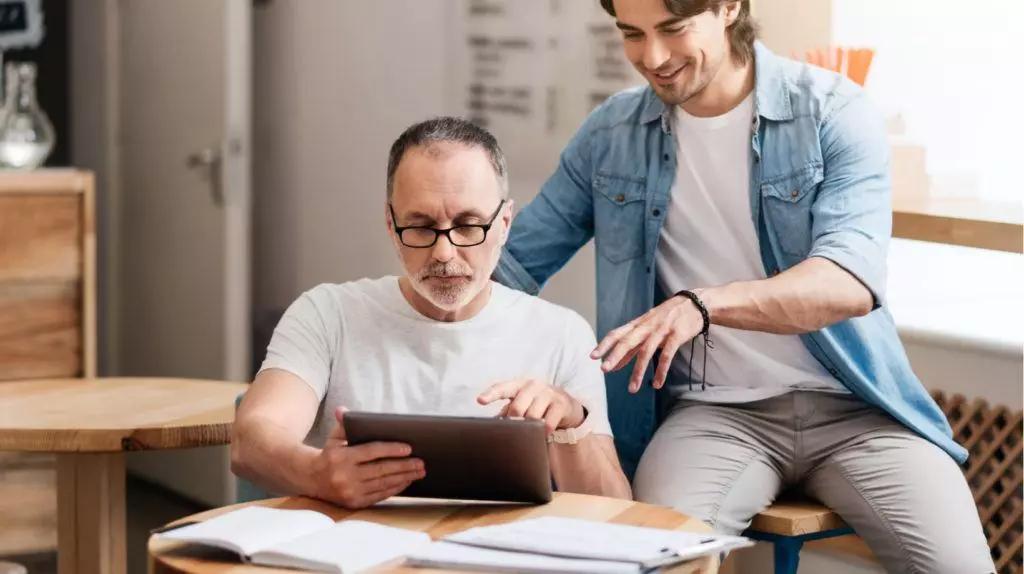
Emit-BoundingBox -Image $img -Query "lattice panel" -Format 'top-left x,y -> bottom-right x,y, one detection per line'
933,391 -> 1023,574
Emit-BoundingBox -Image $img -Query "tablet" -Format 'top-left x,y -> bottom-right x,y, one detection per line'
342,411 -> 552,504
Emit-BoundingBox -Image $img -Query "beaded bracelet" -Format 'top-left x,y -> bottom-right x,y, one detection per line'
673,289 -> 713,391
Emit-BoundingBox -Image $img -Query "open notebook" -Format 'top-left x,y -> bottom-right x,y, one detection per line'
155,506 -> 431,573
407,516 -> 753,573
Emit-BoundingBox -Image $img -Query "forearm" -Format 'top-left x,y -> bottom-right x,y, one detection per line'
548,437 -> 632,499
231,415 -> 321,498
696,256 -> 874,334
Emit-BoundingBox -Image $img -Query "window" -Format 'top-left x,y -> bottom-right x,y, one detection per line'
832,0 -> 1023,203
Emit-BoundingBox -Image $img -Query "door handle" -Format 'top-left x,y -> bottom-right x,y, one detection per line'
185,146 -> 224,206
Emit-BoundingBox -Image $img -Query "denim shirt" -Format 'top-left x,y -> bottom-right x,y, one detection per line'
494,41 -> 964,478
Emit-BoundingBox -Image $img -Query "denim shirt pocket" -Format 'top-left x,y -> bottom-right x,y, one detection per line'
593,171 -> 647,263
760,163 -> 822,258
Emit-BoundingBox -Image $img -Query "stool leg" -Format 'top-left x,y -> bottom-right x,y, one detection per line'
774,538 -> 803,574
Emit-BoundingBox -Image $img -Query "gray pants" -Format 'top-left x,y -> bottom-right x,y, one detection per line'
633,391 -> 994,574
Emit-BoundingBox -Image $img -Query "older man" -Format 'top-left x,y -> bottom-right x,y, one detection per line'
231,117 -> 631,509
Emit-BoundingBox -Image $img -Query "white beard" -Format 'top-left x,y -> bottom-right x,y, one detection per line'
411,275 -> 479,311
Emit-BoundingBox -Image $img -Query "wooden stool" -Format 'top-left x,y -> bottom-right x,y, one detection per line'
742,500 -> 853,574
0,562 -> 27,574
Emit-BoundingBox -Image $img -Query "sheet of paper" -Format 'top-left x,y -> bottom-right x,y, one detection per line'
445,516 -> 751,565
407,541 -> 641,574
252,520 -> 432,574
158,506 -> 335,557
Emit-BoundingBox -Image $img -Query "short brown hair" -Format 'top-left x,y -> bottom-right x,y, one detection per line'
599,0 -> 758,65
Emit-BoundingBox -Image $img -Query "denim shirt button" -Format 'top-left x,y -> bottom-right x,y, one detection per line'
662,153 -> 669,161
646,266 -> 651,273
652,208 -> 661,217
615,194 -> 625,203
790,190 -> 799,198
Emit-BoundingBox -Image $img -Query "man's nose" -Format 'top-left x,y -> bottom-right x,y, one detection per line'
643,37 -> 671,72
430,233 -> 456,262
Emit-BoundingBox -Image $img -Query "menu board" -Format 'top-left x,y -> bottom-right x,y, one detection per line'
447,0 -> 644,198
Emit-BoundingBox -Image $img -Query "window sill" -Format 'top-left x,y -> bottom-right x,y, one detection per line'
886,239 -> 1023,358
892,196 -> 1023,253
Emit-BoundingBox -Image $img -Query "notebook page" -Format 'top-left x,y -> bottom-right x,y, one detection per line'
158,506 -> 335,557
407,541 -> 642,574
251,520 -> 432,573
445,516 -> 748,564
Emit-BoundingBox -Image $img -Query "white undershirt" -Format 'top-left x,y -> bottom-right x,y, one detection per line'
655,94 -> 848,402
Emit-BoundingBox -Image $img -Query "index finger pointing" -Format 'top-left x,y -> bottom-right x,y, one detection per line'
477,379 -> 525,405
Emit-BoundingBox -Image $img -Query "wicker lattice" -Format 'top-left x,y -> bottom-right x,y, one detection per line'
933,391 -> 1023,574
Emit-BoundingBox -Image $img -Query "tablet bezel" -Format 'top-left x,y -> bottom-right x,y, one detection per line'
342,411 -> 553,504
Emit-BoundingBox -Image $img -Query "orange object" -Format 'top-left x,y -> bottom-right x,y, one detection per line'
798,45 -> 874,86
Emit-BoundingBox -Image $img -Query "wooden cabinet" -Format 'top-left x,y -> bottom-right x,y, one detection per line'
0,169 -> 96,559
0,169 -> 95,381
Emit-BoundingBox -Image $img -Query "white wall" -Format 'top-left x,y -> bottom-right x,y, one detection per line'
70,0 -> 121,375
752,0 -> 833,58
253,0 -> 447,317
252,0 -> 598,330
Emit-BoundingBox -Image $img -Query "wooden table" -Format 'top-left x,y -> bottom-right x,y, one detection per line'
148,493 -> 719,574
0,377 -> 249,574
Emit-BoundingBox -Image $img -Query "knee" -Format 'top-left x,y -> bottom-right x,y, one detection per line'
632,453 -> 753,535
902,539 -> 995,574
633,481 -> 741,535
874,525 -> 995,574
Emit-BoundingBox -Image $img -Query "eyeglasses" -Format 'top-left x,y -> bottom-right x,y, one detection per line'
389,200 -> 506,248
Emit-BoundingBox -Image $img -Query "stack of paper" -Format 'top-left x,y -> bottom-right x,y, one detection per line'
406,516 -> 752,573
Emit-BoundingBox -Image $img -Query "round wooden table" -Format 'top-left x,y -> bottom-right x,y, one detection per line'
0,377 -> 249,574
149,492 -> 719,573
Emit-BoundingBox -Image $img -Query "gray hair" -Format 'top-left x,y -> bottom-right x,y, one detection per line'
386,116 -> 509,200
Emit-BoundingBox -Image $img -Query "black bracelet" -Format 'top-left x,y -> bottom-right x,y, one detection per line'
672,289 -> 713,391
674,290 -> 710,336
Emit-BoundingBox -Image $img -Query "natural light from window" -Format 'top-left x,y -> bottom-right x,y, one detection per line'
832,0 -> 1024,204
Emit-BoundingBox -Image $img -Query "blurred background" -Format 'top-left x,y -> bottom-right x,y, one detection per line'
0,1 -> 1021,573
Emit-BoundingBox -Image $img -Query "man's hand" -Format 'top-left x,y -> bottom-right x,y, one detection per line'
591,295 -> 704,393
477,379 -> 585,434
309,407 -> 425,509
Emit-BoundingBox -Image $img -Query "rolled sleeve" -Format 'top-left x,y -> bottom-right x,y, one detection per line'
809,91 -> 892,309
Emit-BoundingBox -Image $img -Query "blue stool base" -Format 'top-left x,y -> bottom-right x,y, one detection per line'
743,527 -> 854,574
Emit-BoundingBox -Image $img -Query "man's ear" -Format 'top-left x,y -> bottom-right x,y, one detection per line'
501,199 -> 515,243
722,1 -> 741,26
385,203 -> 404,254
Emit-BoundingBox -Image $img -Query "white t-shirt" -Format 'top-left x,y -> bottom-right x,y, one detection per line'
655,94 -> 848,402
258,277 -> 613,446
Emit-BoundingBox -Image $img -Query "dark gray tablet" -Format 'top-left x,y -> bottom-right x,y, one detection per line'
342,411 -> 553,504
